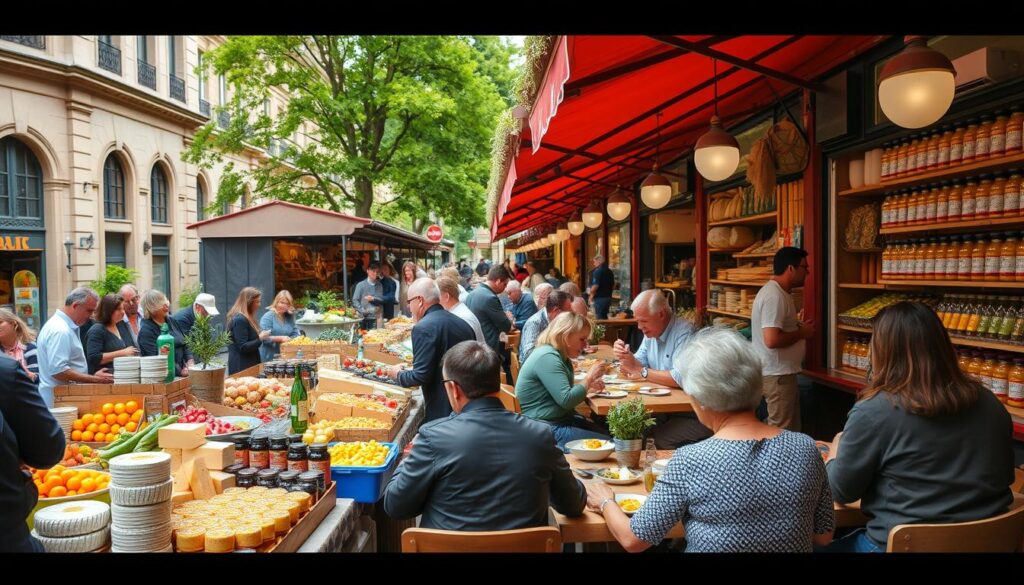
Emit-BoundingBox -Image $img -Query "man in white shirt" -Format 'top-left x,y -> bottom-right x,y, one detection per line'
751,247 -> 814,432
119,284 -> 142,345
37,287 -> 113,407
437,276 -> 485,344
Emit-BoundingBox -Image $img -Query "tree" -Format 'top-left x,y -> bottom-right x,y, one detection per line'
185,36 -> 512,230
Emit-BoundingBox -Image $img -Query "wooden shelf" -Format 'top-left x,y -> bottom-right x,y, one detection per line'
708,248 -> 747,254
802,367 -> 864,393
733,251 -> 777,259
838,152 -> 1024,198
880,215 -> 1024,236
708,212 -> 777,227
878,279 -> 1024,289
838,322 -> 1024,354
709,279 -> 767,287
838,283 -> 887,289
837,324 -> 872,333
707,308 -> 751,320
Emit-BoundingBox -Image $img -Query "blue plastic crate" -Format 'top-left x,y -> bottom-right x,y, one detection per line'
328,441 -> 400,503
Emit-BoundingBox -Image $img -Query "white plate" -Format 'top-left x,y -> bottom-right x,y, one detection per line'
615,493 -> 648,515
206,416 -> 264,440
594,468 -> 642,485
593,390 -> 627,399
638,388 -> 671,397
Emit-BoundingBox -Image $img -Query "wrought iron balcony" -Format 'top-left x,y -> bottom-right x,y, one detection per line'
169,74 -> 186,103
97,41 -> 121,75
137,61 -> 156,89
199,99 -> 210,117
217,110 -> 231,130
1,36 -> 45,50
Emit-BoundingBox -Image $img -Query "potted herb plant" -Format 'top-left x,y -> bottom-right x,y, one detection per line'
605,397 -> 655,467
184,312 -> 232,403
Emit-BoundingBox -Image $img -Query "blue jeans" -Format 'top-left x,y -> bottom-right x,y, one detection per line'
818,528 -> 884,553
549,417 -> 611,453
593,297 -> 611,319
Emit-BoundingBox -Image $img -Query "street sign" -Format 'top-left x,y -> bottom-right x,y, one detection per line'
425,224 -> 443,243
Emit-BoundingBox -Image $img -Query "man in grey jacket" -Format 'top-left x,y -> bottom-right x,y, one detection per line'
383,340 -> 587,530
464,264 -> 513,354
352,261 -> 384,330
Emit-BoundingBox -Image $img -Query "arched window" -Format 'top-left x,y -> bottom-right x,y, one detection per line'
103,154 -> 126,219
151,165 -> 168,223
0,137 -> 43,224
196,179 -> 206,221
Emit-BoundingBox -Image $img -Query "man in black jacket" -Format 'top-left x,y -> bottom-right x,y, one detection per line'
464,265 -> 514,354
383,340 -> 586,530
387,278 -> 475,423
0,358 -> 66,551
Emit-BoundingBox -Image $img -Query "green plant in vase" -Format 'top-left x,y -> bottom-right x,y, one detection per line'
606,397 -> 655,467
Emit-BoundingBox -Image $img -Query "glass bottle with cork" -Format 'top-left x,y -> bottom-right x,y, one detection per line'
290,362 -> 309,435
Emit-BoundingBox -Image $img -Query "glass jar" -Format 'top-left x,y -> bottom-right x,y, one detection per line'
896,139 -> 910,177
985,235 -> 1003,281
277,470 -> 300,490
914,134 -> 928,172
962,120 -> 979,162
270,436 -> 290,471
993,355 -> 1011,403
287,443 -> 308,473
896,192 -> 909,225
1007,358 -> 1024,408
300,470 -> 326,496
881,196 -> 893,227
957,349 -> 971,373
1007,108 -> 1024,154
1005,174 -> 1021,217
907,191 -> 920,225
942,236 -> 959,280
914,240 -> 928,279
256,469 -> 279,488
223,463 -> 246,476
967,351 -> 984,380
957,236 -> 974,281
236,468 -> 259,488
232,436 -> 250,468
998,300 -> 1019,341
248,436 -> 270,470
307,443 -> 331,484
952,296 -> 972,335
926,131 -> 940,170
975,116 -> 994,160
1012,304 -> 1024,342
1016,232 -> 1024,280
979,353 -> 997,392
881,142 -> 893,179
970,236 -> 989,281
924,238 -> 940,278
936,182 -> 950,223
296,477 -> 319,504
975,176 -> 992,220
989,176 -> 1007,218
925,186 -> 939,223
990,113 -> 1008,158
938,127 -> 953,168
947,181 -> 963,221
1000,234 -> 1018,282
950,124 -> 966,166
961,180 -> 978,221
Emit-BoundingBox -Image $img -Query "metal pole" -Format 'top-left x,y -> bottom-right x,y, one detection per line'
342,235 -> 349,302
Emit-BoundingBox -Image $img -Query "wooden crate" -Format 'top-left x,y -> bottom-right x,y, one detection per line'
56,393 -> 167,417
280,342 -> 354,360
331,405 -> 409,443
54,379 -> 190,415
262,481 -> 337,553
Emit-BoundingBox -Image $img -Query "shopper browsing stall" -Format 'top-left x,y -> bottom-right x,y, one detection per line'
378,261 -> 400,320
259,290 -> 300,362
85,293 -> 138,374
0,308 -> 38,382
225,287 -> 268,374
37,287 -> 112,407
353,261 -> 385,330
171,292 -> 220,339
138,289 -> 193,377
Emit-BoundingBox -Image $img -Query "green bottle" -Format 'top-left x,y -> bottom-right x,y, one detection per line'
157,323 -> 175,382
290,364 -> 309,434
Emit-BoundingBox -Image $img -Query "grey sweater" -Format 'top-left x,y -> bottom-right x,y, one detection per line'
352,278 -> 384,319
827,390 -> 1014,546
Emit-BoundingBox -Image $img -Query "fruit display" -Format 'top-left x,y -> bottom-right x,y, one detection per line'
317,392 -> 399,413
839,293 -> 938,328
59,444 -> 99,467
339,357 -> 405,387
171,487 -> 314,553
70,401 -> 143,443
362,328 -> 407,345
222,377 -> 290,421
174,406 -> 255,436
30,465 -> 110,498
383,343 -> 414,362
316,327 -> 352,342
302,418 -> 391,445
328,441 -> 391,467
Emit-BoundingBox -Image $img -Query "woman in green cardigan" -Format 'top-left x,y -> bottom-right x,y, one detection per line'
515,312 -> 610,451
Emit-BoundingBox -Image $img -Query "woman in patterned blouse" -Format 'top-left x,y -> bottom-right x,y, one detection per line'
586,327 -> 834,552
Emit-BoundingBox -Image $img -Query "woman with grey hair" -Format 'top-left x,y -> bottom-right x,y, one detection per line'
586,327 -> 834,552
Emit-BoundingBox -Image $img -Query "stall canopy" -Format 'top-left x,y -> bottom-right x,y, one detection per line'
490,35 -> 890,240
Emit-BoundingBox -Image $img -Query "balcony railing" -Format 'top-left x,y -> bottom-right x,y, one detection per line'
1,36 -> 45,50
169,74 -> 186,103
97,41 -> 121,75
199,99 -> 210,117
137,61 -> 156,89
217,110 -> 231,130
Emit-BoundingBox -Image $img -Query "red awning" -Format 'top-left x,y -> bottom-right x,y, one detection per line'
491,35 -> 888,240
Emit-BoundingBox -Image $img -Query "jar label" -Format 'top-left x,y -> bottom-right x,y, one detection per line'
948,200 -> 961,218
991,378 -> 1008,396
916,204 -> 927,219
857,354 -> 869,370
1004,192 -> 1020,213
924,258 -> 936,276
907,205 -> 918,222
945,257 -> 958,275
975,196 -> 989,214
991,135 -> 1005,154
938,149 -> 950,165
234,451 -> 249,467
962,198 -> 975,216
916,152 -> 927,169
883,258 -> 892,275
958,257 -> 972,274
897,207 -> 908,223
287,459 -> 308,473
1016,255 -> 1024,275
250,451 -> 269,470
925,203 -> 937,220
950,143 -> 963,161
985,256 -> 1001,276
936,202 -> 949,221
927,149 -> 938,167
896,158 -> 907,173
270,451 -> 288,471
842,351 -> 850,368
1009,382 -> 1024,401
988,194 -> 1004,214
309,460 -> 331,477
963,140 -> 976,159
976,139 -> 990,157
1006,129 -> 1022,151
1001,256 -> 1016,275
915,258 -> 926,275
971,257 -> 986,276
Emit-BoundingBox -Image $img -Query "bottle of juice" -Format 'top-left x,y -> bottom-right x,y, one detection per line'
992,355 -> 1011,403
967,351 -> 984,381
984,234 -> 1003,281
1000,233 -> 1017,282
957,235 -> 974,281
1007,358 -> 1024,408
997,299 -> 1019,341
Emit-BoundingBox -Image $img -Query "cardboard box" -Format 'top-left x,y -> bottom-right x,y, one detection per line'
332,405 -> 409,443
351,406 -> 396,423
311,399 -> 353,423
315,375 -> 375,395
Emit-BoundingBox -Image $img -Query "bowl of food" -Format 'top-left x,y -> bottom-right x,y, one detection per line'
615,493 -> 648,515
565,438 -> 614,462
594,466 -> 642,485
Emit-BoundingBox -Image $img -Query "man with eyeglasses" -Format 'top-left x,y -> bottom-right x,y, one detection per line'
751,247 -> 815,432
386,278 -> 475,423
119,284 -> 142,345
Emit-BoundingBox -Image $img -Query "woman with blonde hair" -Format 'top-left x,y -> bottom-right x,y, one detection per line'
399,261 -> 421,317
0,308 -> 38,382
514,312 -> 609,450
259,290 -> 300,362
227,287 -> 267,374
139,289 -> 193,376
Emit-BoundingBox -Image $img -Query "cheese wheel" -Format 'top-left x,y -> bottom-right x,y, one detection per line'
174,526 -> 206,552
221,487 -> 247,495
109,478 -> 174,506
108,452 -> 172,487
285,491 -> 312,514
259,518 -> 276,542
31,526 -> 109,553
204,528 -> 235,553
279,500 -> 301,524
110,500 -> 172,529
266,488 -> 289,498
271,510 -> 291,534
33,500 -> 111,538
234,524 -> 263,549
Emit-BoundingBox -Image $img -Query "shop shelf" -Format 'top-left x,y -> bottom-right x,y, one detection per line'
708,248 -> 748,254
839,323 -> 1024,355
879,215 -> 1024,236
709,279 -> 767,287
838,152 -> 1024,198
838,283 -> 887,290
837,324 -> 872,333
707,308 -> 751,320
878,279 -> 1024,289
708,211 -> 777,227
732,251 -> 777,259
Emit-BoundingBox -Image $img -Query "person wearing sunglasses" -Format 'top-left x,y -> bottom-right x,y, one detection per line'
751,247 -> 815,432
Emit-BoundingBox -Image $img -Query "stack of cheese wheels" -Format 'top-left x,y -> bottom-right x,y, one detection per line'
31,500 -> 111,552
170,486 -> 313,552
108,452 -> 174,553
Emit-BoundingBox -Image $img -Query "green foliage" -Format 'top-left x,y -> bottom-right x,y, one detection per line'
589,323 -> 606,345
89,266 -> 140,297
184,313 -> 232,368
605,397 -> 655,441
315,290 -> 344,312
178,282 -> 203,309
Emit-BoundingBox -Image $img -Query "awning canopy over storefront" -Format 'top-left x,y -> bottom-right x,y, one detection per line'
490,35 -> 889,240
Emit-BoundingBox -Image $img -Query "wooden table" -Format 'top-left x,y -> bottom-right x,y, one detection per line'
586,387 -> 694,416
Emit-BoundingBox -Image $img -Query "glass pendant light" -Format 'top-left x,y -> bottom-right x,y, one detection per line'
582,199 -> 604,228
641,112 -> 672,209
878,36 -> 956,129
694,59 -> 740,182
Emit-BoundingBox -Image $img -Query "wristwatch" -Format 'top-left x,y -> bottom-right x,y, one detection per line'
641,367 -> 649,379
599,497 -> 616,514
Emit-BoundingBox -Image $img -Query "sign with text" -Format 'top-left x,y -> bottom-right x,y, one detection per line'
425,224 -> 443,243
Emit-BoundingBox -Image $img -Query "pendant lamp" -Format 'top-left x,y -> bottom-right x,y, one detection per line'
568,210 -> 585,236
582,200 -> 604,228
878,36 -> 956,129
606,188 -> 632,221
641,112 -> 672,209
694,59 -> 739,182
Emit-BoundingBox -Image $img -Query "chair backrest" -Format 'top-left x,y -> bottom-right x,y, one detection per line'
509,349 -> 521,385
498,383 -> 521,414
886,492 -> 1024,553
402,526 -> 561,553
1012,467 -> 1024,494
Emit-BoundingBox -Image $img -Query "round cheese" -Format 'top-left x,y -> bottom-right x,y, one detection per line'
33,500 -> 110,538
234,524 -> 263,548
31,526 -> 109,553
109,478 -> 173,506
259,518 -> 276,542
108,452 -> 172,487
110,500 -> 172,529
174,526 -> 206,552
204,528 -> 235,553
271,510 -> 291,534
285,491 -> 311,514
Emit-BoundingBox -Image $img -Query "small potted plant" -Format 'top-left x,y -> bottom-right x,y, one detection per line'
605,397 -> 655,467
184,313 -> 232,403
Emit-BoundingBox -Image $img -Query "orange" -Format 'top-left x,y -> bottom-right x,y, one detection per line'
80,414 -> 92,426
110,424 -> 121,435
42,476 -> 63,492
49,486 -> 67,498
59,469 -> 76,482
125,421 -> 137,432
80,478 -> 96,493
66,490 -> 77,497
96,479 -> 109,490
130,411 -> 142,422
71,430 -> 83,442
98,423 -> 110,434
72,420 -> 84,431
114,403 -> 126,414
125,400 -> 139,414
101,403 -> 114,415
81,431 -> 94,442
105,414 -> 117,426
51,464 -> 65,474
116,413 -> 130,426
86,423 -> 98,433
66,476 -> 82,491
93,433 -> 105,443
34,480 -> 44,493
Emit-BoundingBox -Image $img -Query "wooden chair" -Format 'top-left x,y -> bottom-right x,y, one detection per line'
1012,467 -> 1024,494
886,492 -> 1024,553
498,383 -> 521,414
509,349 -> 521,385
401,526 -> 561,553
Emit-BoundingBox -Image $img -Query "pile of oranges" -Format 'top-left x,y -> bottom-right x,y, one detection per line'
70,401 -> 142,443
31,466 -> 110,499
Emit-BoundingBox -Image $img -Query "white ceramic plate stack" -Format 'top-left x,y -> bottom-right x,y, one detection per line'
140,356 -> 169,384
49,406 -> 78,440
108,452 -> 173,553
112,357 -> 141,385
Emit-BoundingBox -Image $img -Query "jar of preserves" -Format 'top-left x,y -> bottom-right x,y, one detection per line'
979,353 -> 997,392
277,470 -> 301,490
984,234 -> 1003,281
957,236 -> 974,281
232,436 -> 250,468
926,131 -> 940,170
287,443 -> 308,473
989,175 -> 1007,218
957,349 -> 971,373
896,139 -> 910,177
881,196 -> 893,227
248,436 -> 270,470
896,192 -> 909,225
990,113 -> 1008,158
970,236 -> 989,281
223,463 -> 246,476
936,182 -> 951,223
923,238 -> 940,278
1004,174 -> 1021,217
269,436 -> 290,471
307,443 -> 331,483
906,191 -> 920,225
925,186 -> 939,223
950,124 -> 967,166
908,135 -> 921,175
236,468 -> 259,489
966,351 -> 984,380
974,176 -> 992,220
295,476 -> 319,504
914,240 -> 928,279
962,120 -> 979,162
1000,233 -> 1018,282
914,134 -> 928,172
1007,358 -> 1024,408
256,469 -> 279,488
1007,108 -> 1024,154
938,127 -> 953,168
881,143 -> 892,179
961,180 -> 978,221
942,236 -> 959,280
993,355 -> 1011,403
947,181 -> 963,221
975,115 -> 993,160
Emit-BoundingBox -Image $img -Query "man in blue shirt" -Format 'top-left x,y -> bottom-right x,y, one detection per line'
505,280 -> 537,330
588,254 -> 615,319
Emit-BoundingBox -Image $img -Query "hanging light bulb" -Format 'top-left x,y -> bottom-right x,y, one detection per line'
582,199 -> 604,228
641,112 -> 673,209
606,188 -> 632,221
695,59 -> 740,182
556,222 -> 569,241
568,210 -> 585,236
878,36 -> 956,129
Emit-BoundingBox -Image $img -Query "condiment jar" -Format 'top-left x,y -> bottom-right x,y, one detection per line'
989,175 -> 1007,218
1015,231 -> 1024,280
970,236 -> 989,281
256,468 -> 279,488
269,436 -> 290,471
277,470 -> 301,490
248,436 -> 270,470
896,139 -> 910,177
925,185 -> 939,223
985,234 -> 1003,281
232,436 -> 250,468
962,120 -> 979,162
957,235 -> 973,281
307,443 -> 331,483
1000,233 -> 1018,282
936,182 -> 950,223
287,443 -> 308,472
992,355 -> 1011,403
926,131 -> 940,170
961,180 -> 978,221
1007,358 -> 1024,408
975,115 -> 993,160
236,468 -> 259,488
949,124 -> 966,166
912,134 -> 926,173
990,113 -> 1008,158
947,181 -> 963,221
1006,108 -> 1024,154
974,176 -> 992,220
979,353 -> 997,392
1004,173 -> 1021,217
296,475 -> 320,504
938,126 -> 953,168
